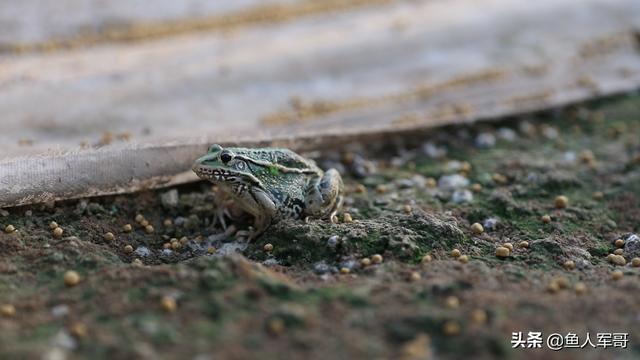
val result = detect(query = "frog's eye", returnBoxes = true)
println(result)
[208,144,222,153]
[220,150,233,164]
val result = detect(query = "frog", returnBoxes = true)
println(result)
[192,144,344,240]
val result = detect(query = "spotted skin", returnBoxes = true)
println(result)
[192,144,343,240]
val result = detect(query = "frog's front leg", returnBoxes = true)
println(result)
[246,188,278,242]
[304,169,344,221]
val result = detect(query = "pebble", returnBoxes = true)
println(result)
[1,304,16,317]
[445,296,459,308]
[421,141,447,159]
[438,174,469,190]
[554,195,569,209]
[630,257,640,267]
[574,282,587,295]
[123,224,132,232]
[161,296,177,313]
[495,247,510,258]
[451,249,461,258]
[458,255,469,263]
[134,246,151,258]
[421,254,433,263]
[49,221,59,230]
[613,249,623,255]
[135,214,144,223]
[339,267,350,274]
[343,213,354,223]
[563,260,576,270]
[63,271,81,287]
[408,271,421,282]
[541,214,552,224]
[611,270,623,281]
[371,254,383,264]
[327,235,340,249]
[442,321,460,336]
[4,224,15,233]
[360,258,371,267]
[610,255,626,266]
[451,189,473,204]
[471,183,482,192]
[497,127,517,142]
[402,204,412,214]
[503,243,514,252]
[624,234,639,257]
[160,189,179,208]
[51,304,70,318]
[70,322,88,338]
[470,223,484,235]
[264,243,274,252]
[174,217,186,227]
[518,241,529,249]
[52,227,64,238]
[124,245,134,253]
[103,232,115,242]
[614,239,624,248]
[144,225,154,234]
[482,218,498,230]
[475,132,496,148]
[471,309,488,324]
[313,262,331,275]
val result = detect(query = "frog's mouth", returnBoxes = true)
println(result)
[192,164,262,187]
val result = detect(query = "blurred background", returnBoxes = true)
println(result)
[1,0,640,205]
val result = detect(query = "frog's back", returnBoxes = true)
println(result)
[233,147,319,171]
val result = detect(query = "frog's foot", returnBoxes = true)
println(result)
[246,214,272,243]
[304,169,344,221]
[213,206,231,230]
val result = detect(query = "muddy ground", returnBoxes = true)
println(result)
[1,93,640,359]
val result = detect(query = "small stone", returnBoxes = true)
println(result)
[555,277,569,289]
[610,255,626,266]
[161,296,177,313]
[475,132,496,148]
[470,223,484,235]
[482,218,498,231]
[63,271,81,287]
[592,191,604,200]
[163,243,171,249]
[402,204,412,214]
[4,224,15,233]
[70,322,87,338]
[554,195,569,209]
[471,309,487,325]
[371,254,383,264]
[132,259,144,266]
[360,258,371,267]
[425,178,437,188]
[52,227,64,238]
[160,189,179,208]
[122,224,132,232]
[339,267,350,274]
[376,184,387,194]
[421,254,433,263]
[438,174,469,190]
[502,243,514,252]
[421,141,447,159]
[171,242,181,250]
[135,214,144,223]
[497,127,517,141]
[124,245,134,253]
[630,257,640,267]
[144,225,154,234]
[492,173,508,185]
[264,243,274,252]
[442,321,460,336]
[471,183,482,192]
[450,249,461,258]
[103,232,115,242]
[611,270,623,281]
[343,213,353,223]
[163,219,173,227]
[574,282,587,295]
[563,260,575,270]
[614,239,624,248]
[267,317,285,336]
[518,241,529,249]
[547,281,560,293]
[408,271,421,282]
[327,235,340,248]
[451,189,473,204]
[354,184,367,193]
[134,246,151,258]
[541,215,551,224]
[207,247,216,254]
[613,249,623,255]
[445,296,459,308]
[49,221,59,230]
[458,255,469,264]
[1,304,16,317]
[495,247,510,258]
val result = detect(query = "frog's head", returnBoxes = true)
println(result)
[192,144,260,186]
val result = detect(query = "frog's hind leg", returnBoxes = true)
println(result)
[304,168,344,221]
